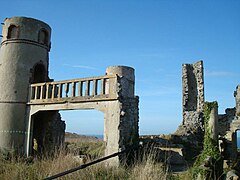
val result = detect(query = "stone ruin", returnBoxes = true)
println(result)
[0,16,139,166]
[0,16,239,177]
[181,61,204,133]
[141,60,240,177]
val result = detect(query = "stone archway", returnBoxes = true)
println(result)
[25,66,139,166]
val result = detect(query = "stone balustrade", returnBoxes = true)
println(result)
[29,75,118,104]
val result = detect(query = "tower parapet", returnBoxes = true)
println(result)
[1,16,51,51]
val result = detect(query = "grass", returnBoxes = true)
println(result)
[0,139,171,180]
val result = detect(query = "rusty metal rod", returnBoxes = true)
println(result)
[44,144,139,180]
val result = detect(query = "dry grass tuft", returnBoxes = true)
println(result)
[0,142,171,180]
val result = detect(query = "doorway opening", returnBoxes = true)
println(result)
[31,63,54,155]
[31,111,64,155]
[61,110,105,160]
[31,63,47,83]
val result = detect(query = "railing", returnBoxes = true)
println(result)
[29,75,118,104]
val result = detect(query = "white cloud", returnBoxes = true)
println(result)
[62,64,97,70]
[137,87,181,97]
[138,53,164,58]
[205,70,237,77]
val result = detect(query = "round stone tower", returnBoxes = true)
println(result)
[0,16,51,153]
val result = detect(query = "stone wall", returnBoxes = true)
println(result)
[171,61,205,163]
[218,108,235,136]
[32,111,65,154]
[104,66,139,166]
[48,112,66,148]
[234,85,240,116]
[118,96,139,164]
[182,60,204,131]
[175,61,204,137]
[218,84,240,166]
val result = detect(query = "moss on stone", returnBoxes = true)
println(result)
[191,101,222,179]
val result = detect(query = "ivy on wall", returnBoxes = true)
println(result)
[191,101,222,179]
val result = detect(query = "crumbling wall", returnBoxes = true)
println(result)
[104,66,139,166]
[182,60,204,131]
[47,112,66,148]
[234,85,240,116]
[173,61,205,163]
[192,101,222,180]
[118,96,139,164]
[32,111,65,154]
[218,108,235,137]
[218,84,240,167]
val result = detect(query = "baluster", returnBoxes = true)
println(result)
[51,84,55,99]
[65,83,69,97]
[58,83,63,99]
[34,86,38,100]
[101,78,106,95]
[30,86,33,100]
[93,79,98,96]
[72,82,76,97]
[78,81,83,96]
[31,86,35,100]
[46,84,49,99]
[40,85,44,99]
[85,80,90,96]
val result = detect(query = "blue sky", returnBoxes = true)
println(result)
[1,0,240,135]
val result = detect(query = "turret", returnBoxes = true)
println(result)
[0,16,51,153]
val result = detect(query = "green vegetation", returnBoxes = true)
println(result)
[191,101,222,179]
[65,141,105,159]
[0,137,169,180]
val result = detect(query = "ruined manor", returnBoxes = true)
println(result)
[0,16,139,166]
[0,16,240,177]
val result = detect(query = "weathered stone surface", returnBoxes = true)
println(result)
[208,105,218,140]
[234,85,240,116]
[174,61,205,163]
[181,60,204,132]
[218,84,240,168]
[218,108,236,136]
[226,170,240,180]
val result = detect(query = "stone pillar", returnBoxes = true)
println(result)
[209,104,219,141]
[104,66,139,166]
[182,60,204,131]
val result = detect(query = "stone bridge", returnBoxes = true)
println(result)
[28,74,118,114]
[25,66,139,166]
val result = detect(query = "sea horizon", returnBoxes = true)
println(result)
[86,134,240,149]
